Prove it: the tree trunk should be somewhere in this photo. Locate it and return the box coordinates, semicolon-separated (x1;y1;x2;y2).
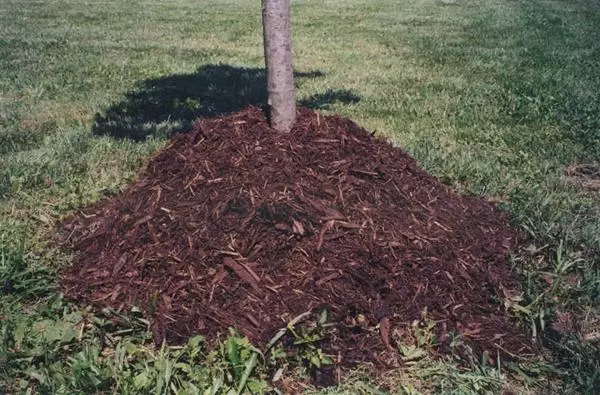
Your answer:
262;0;296;132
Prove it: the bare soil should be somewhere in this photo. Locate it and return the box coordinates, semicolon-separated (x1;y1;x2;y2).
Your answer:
60;107;532;369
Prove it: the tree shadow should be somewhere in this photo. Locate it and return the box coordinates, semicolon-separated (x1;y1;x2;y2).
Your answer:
93;64;360;141
299;89;360;110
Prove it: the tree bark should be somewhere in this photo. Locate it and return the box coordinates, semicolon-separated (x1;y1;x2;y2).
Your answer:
262;0;296;132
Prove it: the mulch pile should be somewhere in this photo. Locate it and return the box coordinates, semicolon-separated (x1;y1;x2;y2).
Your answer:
60;106;532;367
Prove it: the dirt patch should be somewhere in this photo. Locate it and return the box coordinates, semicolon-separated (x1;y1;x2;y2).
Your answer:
59;107;532;368
565;163;600;191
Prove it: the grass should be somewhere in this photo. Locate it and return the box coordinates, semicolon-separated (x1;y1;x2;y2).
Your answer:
1;0;599;392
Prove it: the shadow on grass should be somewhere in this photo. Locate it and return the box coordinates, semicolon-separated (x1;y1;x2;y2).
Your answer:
93;64;360;141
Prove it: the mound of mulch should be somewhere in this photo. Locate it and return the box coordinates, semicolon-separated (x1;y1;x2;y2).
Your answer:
60;106;532;367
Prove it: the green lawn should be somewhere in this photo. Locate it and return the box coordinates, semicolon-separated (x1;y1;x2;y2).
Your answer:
1;0;599;393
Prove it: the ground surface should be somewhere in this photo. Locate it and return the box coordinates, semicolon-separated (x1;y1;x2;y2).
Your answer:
1;0;599;393
60;107;532;367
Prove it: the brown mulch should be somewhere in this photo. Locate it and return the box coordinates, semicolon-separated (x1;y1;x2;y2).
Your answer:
59;106;533;367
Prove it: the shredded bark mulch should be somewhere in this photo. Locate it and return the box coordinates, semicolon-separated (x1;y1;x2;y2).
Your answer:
60;106;532;367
